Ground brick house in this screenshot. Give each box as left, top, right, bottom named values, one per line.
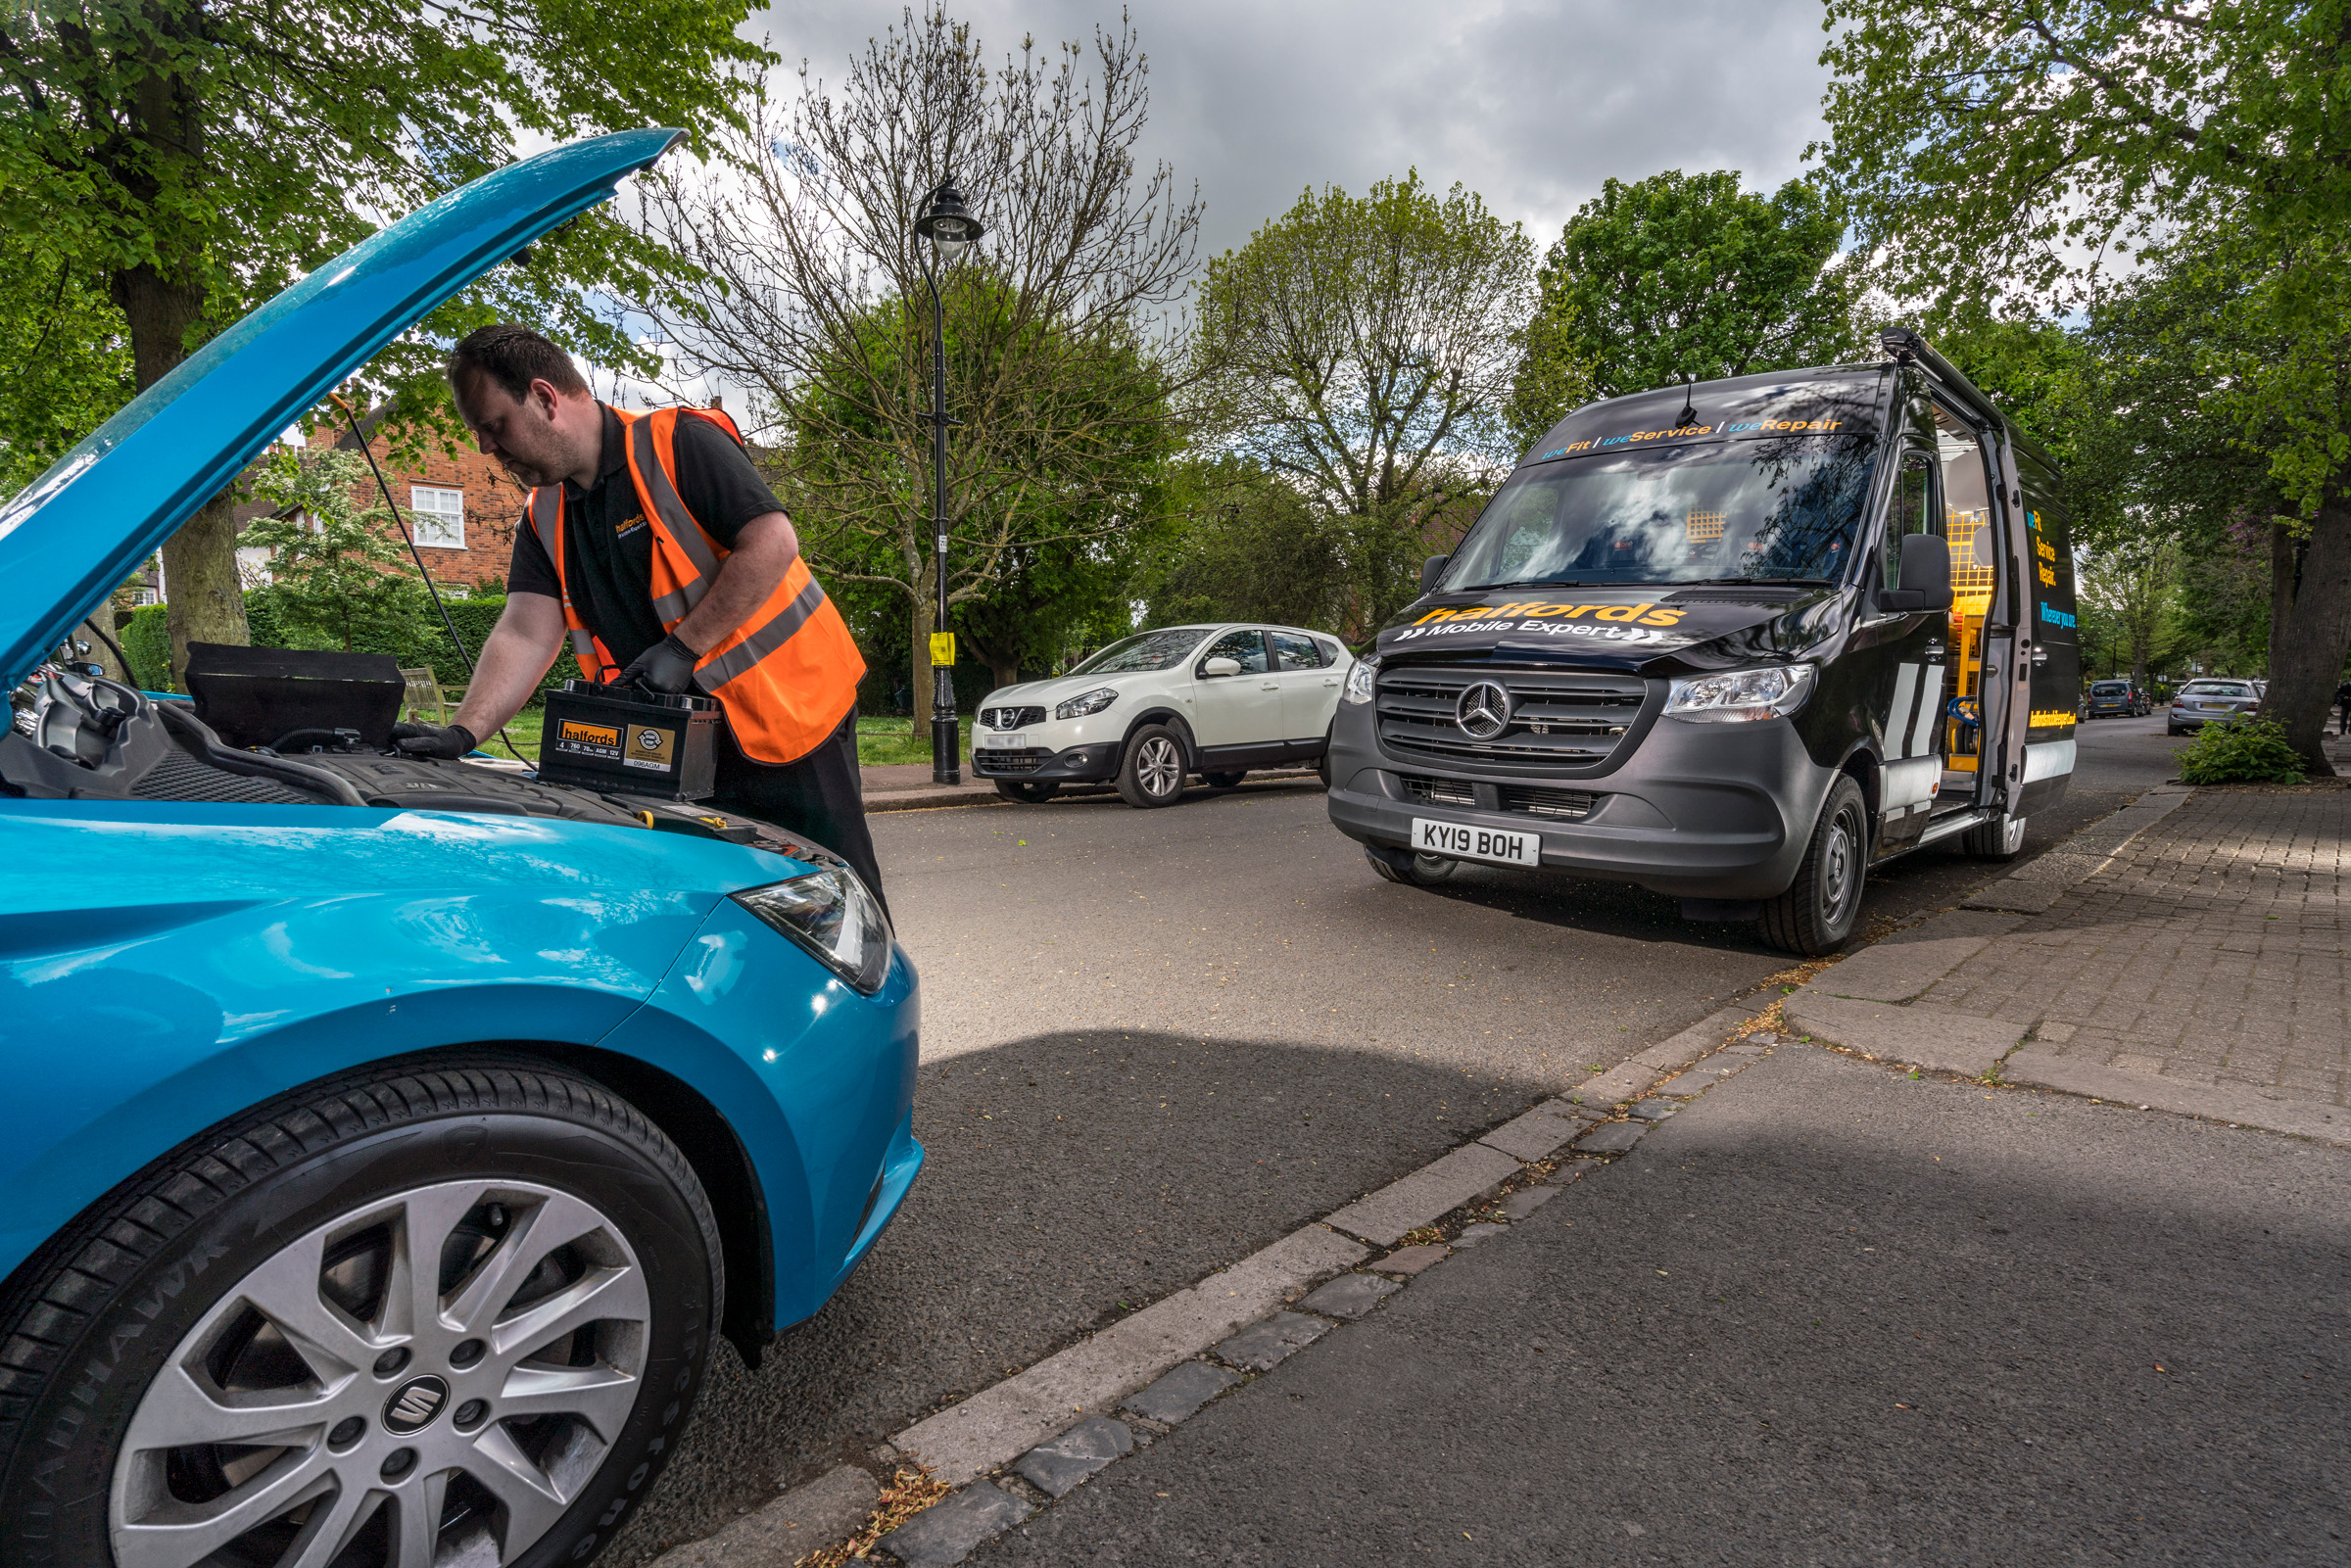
left=308, top=418, right=530, bottom=594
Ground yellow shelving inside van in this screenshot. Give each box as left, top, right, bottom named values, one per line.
left=1943, top=506, right=1996, bottom=771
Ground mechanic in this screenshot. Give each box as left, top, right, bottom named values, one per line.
left=394, top=323, right=885, bottom=904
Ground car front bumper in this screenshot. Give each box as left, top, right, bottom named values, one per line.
left=1322, top=697, right=1836, bottom=900
left=970, top=740, right=1122, bottom=782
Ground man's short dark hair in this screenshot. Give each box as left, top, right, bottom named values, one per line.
left=449, top=323, right=590, bottom=404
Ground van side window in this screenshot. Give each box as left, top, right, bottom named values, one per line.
left=1933, top=405, right=1993, bottom=596
left=1884, top=454, right=1935, bottom=591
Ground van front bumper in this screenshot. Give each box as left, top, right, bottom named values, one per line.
left=1323, top=702, right=1835, bottom=901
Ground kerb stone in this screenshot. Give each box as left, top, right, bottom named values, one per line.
left=1478, top=1107, right=1583, bottom=1161
left=1013, top=1417, right=1132, bottom=1498
left=1121, top=1360, right=1242, bottom=1424
left=1324, top=1143, right=1522, bottom=1246
left=1299, top=1271, right=1404, bottom=1319
left=1216, top=1311, right=1329, bottom=1371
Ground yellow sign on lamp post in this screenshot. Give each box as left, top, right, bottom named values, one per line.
left=930, top=632, right=956, bottom=668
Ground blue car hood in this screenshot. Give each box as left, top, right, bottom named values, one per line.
left=0, top=127, right=683, bottom=690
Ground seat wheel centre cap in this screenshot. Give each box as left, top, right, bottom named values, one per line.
left=383, top=1373, right=452, bottom=1434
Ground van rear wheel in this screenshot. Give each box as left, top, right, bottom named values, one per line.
left=1759, top=776, right=1868, bottom=956
left=1961, top=810, right=2028, bottom=861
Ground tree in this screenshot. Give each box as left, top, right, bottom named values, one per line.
left=1134, top=461, right=1351, bottom=633
left=0, top=0, right=766, bottom=682
left=237, top=450, right=425, bottom=654
left=641, top=8, right=1198, bottom=732
left=1815, top=0, right=2351, bottom=770
left=1511, top=169, right=1869, bottom=435
left=0, top=246, right=133, bottom=497
left=1191, top=170, right=1530, bottom=634
left=2077, top=538, right=2178, bottom=689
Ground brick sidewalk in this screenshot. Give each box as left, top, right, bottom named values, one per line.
left=1921, top=784, right=2350, bottom=1109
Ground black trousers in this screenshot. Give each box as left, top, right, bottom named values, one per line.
left=711, top=712, right=888, bottom=915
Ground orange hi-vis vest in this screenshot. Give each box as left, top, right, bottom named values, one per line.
left=529, top=405, right=865, bottom=766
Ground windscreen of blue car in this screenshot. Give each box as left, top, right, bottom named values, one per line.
left=1441, top=433, right=1883, bottom=591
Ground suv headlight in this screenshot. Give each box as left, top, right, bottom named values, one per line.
left=1055, top=687, right=1118, bottom=721
left=732, top=868, right=892, bottom=994
left=1664, top=663, right=1816, bottom=723
left=1341, top=655, right=1378, bottom=705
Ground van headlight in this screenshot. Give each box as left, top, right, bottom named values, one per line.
left=1055, top=687, right=1118, bottom=720
left=1664, top=663, right=1816, bottom=723
left=1342, top=655, right=1378, bottom=705
left=732, top=869, right=892, bottom=994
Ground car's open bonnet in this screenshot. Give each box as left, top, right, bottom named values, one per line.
left=0, top=127, right=683, bottom=691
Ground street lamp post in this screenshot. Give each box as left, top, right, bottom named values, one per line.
left=915, top=176, right=983, bottom=784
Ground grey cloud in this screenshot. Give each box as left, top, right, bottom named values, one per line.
left=751, top=0, right=1834, bottom=260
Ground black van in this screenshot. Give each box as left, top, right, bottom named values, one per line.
left=1324, top=328, right=2082, bottom=955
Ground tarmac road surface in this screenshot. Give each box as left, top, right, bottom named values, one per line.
left=609, top=716, right=2191, bottom=1564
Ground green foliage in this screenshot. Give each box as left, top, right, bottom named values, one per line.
left=1906, top=303, right=2083, bottom=463
left=239, top=451, right=426, bottom=653
left=1514, top=169, right=1868, bottom=426
left=121, top=603, right=171, bottom=690
left=1137, top=464, right=1350, bottom=632
left=2176, top=717, right=2310, bottom=784
left=1195, top=170, right=1533, bottom=517
left=0, top=247, right=135, bottom=495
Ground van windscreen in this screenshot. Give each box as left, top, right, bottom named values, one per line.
left=1441, top=434, right=1882, bottom=591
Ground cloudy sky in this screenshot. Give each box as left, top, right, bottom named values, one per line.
left=748, top=0, right=1838, bottom=261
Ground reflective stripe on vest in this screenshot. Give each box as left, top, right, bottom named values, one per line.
left=527, top=404, right=865, bottom=764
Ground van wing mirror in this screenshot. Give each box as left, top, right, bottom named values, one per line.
left=1420, top=554, right=1451, bottom=594
left=1878, top=533, right=1953, bottom=613
left=1202, top=655, right=1242, bottom=678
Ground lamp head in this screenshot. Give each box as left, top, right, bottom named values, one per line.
left=916, top=178, right=983, bottom=261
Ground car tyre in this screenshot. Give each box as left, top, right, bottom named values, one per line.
left=1960, top=809, right=2029, bottom=861
left=0, top=1055, right=722, bottom=1568
left=1116, top=725, right=1187, bottom=808
left=1203, top=771, right=1247, bottom=790
left=994, top=781, right=1061, bottom=803
left=1758, top=775, right=1869, bottom=956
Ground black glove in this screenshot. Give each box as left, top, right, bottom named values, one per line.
left=391, top=721, right=478, bottom=759
left=620, top=633, right=699, bottom=695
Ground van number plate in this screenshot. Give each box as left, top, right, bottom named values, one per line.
left=1412, top=818, right=1541, bottom=867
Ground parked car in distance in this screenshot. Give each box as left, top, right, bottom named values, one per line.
left=0, top=131, right=921, bottom=1568
left=2169, top=678, right=2264, bottom=734
left=2084, top=679, right=2148, bottom=718
left=971, top=624, right=1356, bottom=807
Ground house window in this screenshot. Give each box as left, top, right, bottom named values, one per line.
left=410, top=486, right=465, bottom=548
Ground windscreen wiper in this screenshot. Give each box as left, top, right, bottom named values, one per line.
left=1675, top=576, right=1833, bottom=587
left=1463, top=578, right=1593, bottom=591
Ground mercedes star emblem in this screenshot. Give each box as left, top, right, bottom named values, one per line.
left=1455, top=681, right=1511, bottom=740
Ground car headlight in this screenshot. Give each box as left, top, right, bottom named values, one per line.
left=1342, top=655, right=1378, bottom=705
left=1055, top=687, right=1118, bottom=721
left=731, top=868, right=892, bottom=994
left=1664, top=663, right=1816, bottom=723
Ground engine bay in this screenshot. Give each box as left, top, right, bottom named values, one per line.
left=4, top=653, right=835, bottom=866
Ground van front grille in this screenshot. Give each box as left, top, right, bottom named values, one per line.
left=1503, top=785, right=1598, bottom=820
left=1375, top=666, right=1651, bottom=774
left=1401, top=774, right=1477, bottom=808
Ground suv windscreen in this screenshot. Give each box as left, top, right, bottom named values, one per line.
left=1440, top=432, right=1882, bottom=591
left=1070, top=629, right=1209, bottom=675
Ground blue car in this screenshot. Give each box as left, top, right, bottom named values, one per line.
left=0, top=131, right=919, bottom=1568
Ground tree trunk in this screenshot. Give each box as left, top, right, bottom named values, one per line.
left=2264, top=492, right=2351, bottom=774
left=113, top=260, right=250, bottom=677
left=2270, top=519, right=2297, bottom=664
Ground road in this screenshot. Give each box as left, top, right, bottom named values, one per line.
left=610, top=715, right=2192, bottom=1563
left=987, top=1040, right=2351, bottom=1566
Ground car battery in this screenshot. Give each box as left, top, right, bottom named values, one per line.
left=536, top=681, right=721, bottom=800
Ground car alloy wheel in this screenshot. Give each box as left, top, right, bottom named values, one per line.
left=0, top=1057, right=721, bottom=1568
left=1117, top=724, right=1187, bottom=809
left=110, top=1178, right=649, bottom=1568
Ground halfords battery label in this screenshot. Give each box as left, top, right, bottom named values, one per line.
left=553, top=719, right=624, bottom=762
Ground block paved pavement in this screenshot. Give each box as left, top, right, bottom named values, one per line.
left=1920, top=781, right=2349, bottom=1109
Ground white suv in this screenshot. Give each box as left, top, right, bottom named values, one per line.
left=971, top=624, right=1357, bottom=807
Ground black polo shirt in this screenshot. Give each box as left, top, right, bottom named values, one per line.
left=506, top=404, right=784, bottom=672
